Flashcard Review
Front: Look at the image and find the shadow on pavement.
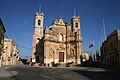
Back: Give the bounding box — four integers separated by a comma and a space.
73, 69, 120, 80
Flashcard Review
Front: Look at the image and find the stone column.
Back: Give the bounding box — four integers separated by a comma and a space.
66, 44, 70, 63
76, 31, 82, 64
44, 42, 47, 63
44, 41, 49, 64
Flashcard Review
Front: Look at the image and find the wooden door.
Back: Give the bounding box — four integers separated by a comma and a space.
59, 52, 64, 62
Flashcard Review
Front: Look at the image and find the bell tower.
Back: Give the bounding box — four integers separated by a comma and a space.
71, 15, 82, 64
34, 11, 44, 38
32, 8, 44, 62
71, 16, 81, 33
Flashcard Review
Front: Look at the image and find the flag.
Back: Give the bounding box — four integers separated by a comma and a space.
89, 41, 94, 48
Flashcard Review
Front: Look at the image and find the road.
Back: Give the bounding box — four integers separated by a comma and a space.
0, 65, 120, 80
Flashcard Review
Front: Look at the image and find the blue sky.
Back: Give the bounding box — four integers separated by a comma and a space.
0, 0, 120, 58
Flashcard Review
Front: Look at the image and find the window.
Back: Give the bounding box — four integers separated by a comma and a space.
38, 19, 41, 25
76, 22, 78, 28
71, 23, 73, 31
8, 56, 10, 61
4, 40, 7, 42
59, 34, 63, 41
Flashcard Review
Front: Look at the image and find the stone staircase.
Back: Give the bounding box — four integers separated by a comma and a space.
57, 63, 66, 67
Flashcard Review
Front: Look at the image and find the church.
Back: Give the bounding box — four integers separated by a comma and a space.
32, 9, 83, 66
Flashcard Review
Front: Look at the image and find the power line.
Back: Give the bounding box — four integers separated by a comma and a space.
17, 44, 32, 50
4, 33, 32, 50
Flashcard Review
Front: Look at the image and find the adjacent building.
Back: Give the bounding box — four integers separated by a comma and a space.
82, 52, 92, 62
32, 10, 83, 65
100, 29, 120, 66
0, 18, 6, 66
2, 38, 20, 65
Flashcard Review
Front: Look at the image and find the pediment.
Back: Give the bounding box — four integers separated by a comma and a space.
52, 18, 65, 26
56, 45, 66, 50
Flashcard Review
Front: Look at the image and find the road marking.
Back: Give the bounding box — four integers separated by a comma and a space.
40, 74, 57, 80
10, 71, 18, 76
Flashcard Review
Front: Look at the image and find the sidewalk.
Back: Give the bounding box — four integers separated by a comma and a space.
0, 66, 17, 77
0, 67, 12, 77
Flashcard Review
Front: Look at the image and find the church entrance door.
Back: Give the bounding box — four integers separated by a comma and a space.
59, 52, 64, 62
36, 56, 39, 63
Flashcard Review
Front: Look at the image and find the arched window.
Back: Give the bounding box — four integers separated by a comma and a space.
59, 34, 63, 41
38, 19, 41, 25
76, 22, 78, 28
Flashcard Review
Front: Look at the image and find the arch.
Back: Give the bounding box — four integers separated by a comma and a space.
75, 22, 78, 28
38, 19, 41, 25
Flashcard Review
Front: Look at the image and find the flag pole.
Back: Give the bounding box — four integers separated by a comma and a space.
39, 4, 42, 13
73, 8, 76, 16
103, 18, 106, 41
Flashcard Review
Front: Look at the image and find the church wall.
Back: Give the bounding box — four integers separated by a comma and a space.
44, 41, 66, 64
70, 36, 76, 41
68, 43, 76, 63
44, 33, 57, 41
37, 38, 44, 63
52, 26, 66, 36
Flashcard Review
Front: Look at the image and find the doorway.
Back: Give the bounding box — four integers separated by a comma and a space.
36, 56, 39, 63
59, 52, 64, 62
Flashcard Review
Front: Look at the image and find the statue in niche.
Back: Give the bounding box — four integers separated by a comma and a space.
70, 49, 76, 58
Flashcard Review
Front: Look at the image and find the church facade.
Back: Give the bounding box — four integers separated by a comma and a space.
32, 10, 82, 65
